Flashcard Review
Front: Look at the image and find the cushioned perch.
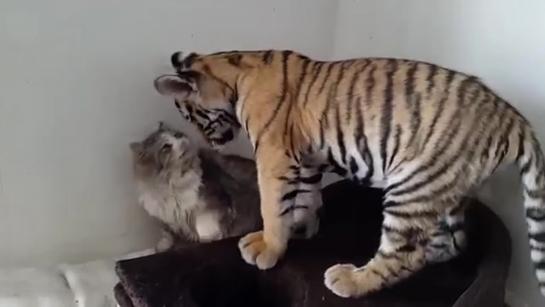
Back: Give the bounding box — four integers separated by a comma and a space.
114, 180, 511, 307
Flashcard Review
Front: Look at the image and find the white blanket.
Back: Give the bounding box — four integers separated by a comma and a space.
0, 249, 154, 307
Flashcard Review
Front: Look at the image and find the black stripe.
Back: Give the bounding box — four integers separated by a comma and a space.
335, 102, 347, 164
370, 269, 387, 281
321, 62, 348, 128
404, 63, 421, 149
253, 140, 259, 153
384, 208, 438, 219
407, 94, 422, 148
244, 117, 250, 133
202, 65, 233, 95
380, 60, 398, 172
254, 50, 292, 151
476, 93, 496, 163
516, 126, 527, 162
302, 62, 324, 107
383, 201, 403, 208
327, 148, 347, 176
426, 65, 439, 97
492, 114, 515, 172
530, 242, 545, 251
294, 58, 312, 101
288, 124, 300, 163
319, 124, 325, 149
355, 96, 374, 184
281, 189, 311, 202
527, 208, 545, 220
449, 200, 468, 217
526, 187, 545, 199
278, 175, 291, 182
521, 159, 532, 175
388, 125, 402, 170
299, 173, 322, 184
317, 62, 335, 95
195, 109, 210, 120
288, 165, 300, 172
396, 243, 416, 253
421, 70, 456, 148
214, 109, 239, 125
349, 157, 359, 175
227, 54, 243, 67
209, 50, 246, 56
382, 263, 401, 279
364, 64, 377, 106
536, 261, 545, 270
382, 225, 420, 237
262, 50, 273, 64
427, 242, 448, 249
283, 58, 310, 138
405, 62, 418, 98
346, 61, 370, 123
377, 250, 403, 260
399, 265, 415, 274
279, 205, 310, 217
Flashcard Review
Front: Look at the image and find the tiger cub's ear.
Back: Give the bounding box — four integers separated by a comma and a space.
154, 74, 196, 99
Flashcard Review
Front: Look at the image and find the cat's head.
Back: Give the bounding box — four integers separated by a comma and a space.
130, 122, 195, 178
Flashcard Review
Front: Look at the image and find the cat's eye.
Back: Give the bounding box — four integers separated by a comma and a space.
174, 132, 184, 139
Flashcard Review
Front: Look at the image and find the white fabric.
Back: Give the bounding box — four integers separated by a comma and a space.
0, 248, 154, 307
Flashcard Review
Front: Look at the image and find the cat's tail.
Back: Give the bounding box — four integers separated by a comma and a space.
517, 128, 545, 296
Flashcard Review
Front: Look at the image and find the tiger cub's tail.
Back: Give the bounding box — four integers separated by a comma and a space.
517, 129, 545, 295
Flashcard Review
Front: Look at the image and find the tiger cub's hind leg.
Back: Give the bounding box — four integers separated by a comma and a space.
425, 200, 468, 263
324, 206, 430, 298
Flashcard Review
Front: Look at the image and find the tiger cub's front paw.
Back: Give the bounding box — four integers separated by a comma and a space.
238, 231, 283, 270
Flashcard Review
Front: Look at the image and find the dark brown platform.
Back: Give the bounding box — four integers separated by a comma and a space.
114, 180, 511, 307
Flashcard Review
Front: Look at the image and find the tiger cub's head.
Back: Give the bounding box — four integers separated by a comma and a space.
154, 51, 242, 151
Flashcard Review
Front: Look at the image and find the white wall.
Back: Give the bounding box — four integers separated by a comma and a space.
333, 1, 545, 306
0, 0, 338, 266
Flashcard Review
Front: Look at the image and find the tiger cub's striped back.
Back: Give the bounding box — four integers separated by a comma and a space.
154, 50, 545, 298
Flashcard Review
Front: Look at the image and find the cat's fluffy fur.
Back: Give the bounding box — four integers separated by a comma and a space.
130, 122, 261, 251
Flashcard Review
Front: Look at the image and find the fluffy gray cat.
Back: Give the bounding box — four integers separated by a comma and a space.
130, 122, 261, 251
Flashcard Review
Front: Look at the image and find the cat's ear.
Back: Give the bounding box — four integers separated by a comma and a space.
130, 142, 145, 157
157, 121, 173, 131
154, 74, 196, 99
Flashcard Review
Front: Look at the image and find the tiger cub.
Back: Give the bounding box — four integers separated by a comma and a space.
153, 50, 545, 298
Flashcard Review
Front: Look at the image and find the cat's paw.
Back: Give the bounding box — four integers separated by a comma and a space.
238, 231, 283, 270
155, 236, 174, 252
